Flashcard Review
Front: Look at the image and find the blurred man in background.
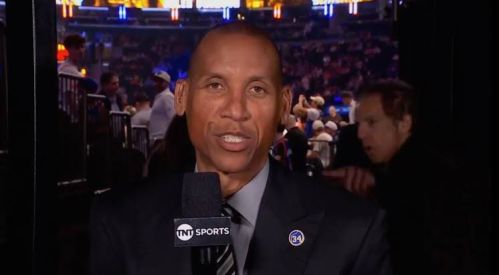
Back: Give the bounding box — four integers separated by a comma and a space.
148, 70, 175, 146
58, 34, 86, 77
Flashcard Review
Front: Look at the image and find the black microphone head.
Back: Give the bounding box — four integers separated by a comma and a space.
182, 172, 222, 218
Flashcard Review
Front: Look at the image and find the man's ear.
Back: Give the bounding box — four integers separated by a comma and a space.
398, 114, 413, 135
174, 79, 188, 115
279, 85, 292, 125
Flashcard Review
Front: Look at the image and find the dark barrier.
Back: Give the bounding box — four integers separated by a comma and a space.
86, 93, 107, 145
57, 74, 87, 186
58, 74, 82, 123
132, 125, 150, 158
108, 111, 132, 149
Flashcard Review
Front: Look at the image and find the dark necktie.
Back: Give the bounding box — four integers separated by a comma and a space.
217, 203, 239, 275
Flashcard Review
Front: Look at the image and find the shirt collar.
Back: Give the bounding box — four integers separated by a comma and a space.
194, 159, 270, 226
154, 88, 171, 100
226, 160, 269, 226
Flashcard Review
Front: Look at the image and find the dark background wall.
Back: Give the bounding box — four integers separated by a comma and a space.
0, 0, 58, 274
396, 0, 491, 273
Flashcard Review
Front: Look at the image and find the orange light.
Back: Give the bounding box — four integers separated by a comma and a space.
57, 43, 69, 62
171, 7, 179, 21
62, 1, 67, 18
61, 0, 74, 19
246, 0, 264, 9
273, 4, 281, 19
80, 68, 87, 77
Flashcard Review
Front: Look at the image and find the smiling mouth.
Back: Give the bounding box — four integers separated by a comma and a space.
215, 133, 252, 152
222, 135, 245, 143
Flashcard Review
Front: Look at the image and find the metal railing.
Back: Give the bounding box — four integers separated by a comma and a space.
57, 74, 86, 185
108, 111, 132, 149
132, 125, 150, 158
57, 76, 152, 189
58, 73, 83, 124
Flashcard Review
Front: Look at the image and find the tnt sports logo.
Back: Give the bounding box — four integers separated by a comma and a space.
176, 224, 194, 241
288, 230, 305, 246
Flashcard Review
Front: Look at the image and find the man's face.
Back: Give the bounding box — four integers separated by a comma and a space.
342, 96, 352, 105
357, 94, 410, 164
154, 78, 169, 92
178, 32, 290, 175
104, 76, 120, 95
329, 107, 337, 117
68, 45, 85, 63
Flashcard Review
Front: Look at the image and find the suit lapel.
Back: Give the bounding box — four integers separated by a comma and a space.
246, 160, 324, 275
135, 173, 193, 275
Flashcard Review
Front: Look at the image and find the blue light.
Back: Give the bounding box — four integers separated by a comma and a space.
323, 4, 328, 16
118, 5, 127, 20
223, 7, 231, 20
78, 6, 108, 11
328, 4, 334, 18
178, 70, 188, 79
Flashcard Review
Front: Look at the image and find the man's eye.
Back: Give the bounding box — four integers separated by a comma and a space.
367, 119, 376, 126
208, 83, 223, 90
249, 86, 266, 96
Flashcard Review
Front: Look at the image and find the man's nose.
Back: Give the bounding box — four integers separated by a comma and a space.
357, 122, 367, 141
220, 90, 251, 121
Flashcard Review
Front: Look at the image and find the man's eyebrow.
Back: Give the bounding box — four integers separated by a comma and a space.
198, 73, 224, 80
247, 76, 272, 83
197, 74, 272, 84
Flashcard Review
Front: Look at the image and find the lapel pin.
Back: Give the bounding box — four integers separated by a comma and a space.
289, 230, 305, 246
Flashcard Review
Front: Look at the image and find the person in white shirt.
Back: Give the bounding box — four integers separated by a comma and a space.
308, 120, 333, 168
293, 94, 324, 121
292, 94, 325, 137
324, 120, 339, 141
58, 34, 86, 77
148, 70, 175, 146
341, 91, 358, 124
131, 92, 151, 127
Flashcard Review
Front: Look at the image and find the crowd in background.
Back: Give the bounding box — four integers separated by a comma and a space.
67, 16, 396, 115
57, 13, 401, 186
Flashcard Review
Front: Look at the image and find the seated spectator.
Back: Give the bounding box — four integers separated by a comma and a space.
308, 120, 333, 169
323, 105, 344, 125
325, 120, 339, 141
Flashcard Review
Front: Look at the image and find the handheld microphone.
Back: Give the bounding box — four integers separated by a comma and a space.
174, 172, 231, 275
